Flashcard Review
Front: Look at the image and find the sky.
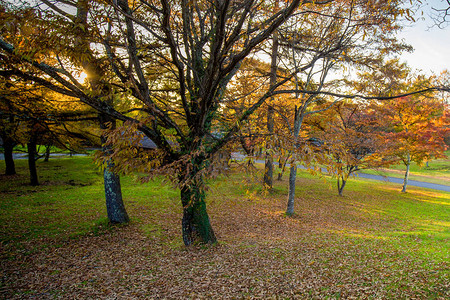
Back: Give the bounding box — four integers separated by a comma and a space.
397, 0, 450, 75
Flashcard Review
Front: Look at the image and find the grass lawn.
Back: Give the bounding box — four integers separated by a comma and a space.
360, 151, 450, 186
0, 157, 449, 299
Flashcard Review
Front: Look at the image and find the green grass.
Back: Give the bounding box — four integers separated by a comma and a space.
3, 156, 447, 259
244, 162, 449, 259
0, 156, 449, 298
0, 158, 105, 250
0, 156, 182, 253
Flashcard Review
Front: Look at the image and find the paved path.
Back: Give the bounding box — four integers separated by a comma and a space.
0, 153, 87, 160
237, 156, 450, 193
2, 153, 449, 192
354, 172, 450, 192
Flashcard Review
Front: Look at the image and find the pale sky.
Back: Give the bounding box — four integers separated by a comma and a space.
397, 0, 450, 75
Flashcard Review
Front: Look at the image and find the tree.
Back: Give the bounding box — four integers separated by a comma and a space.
264, 1, 280, 190
430, 0, 450, 28
223, 58, 269, 168
0, 0, 129, 222
1, 0, 448, 245
378, 95, 448, 192
1, 0, 314, 244
310, 101, 395, 196
355, 61, 449, 192
273, 0, 411, 214
0, 72, 97, 185
0, 78, 20, 175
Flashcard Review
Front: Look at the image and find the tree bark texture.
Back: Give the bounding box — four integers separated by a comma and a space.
264, 30, 279, 190
101, 118, 129, 224
264, 151, 274, 188
286, 164, 297, 215
3, 137, 16, 175
103, 160, 129, 224
401, 152, 411, 193
286, 106, 303, 215
27, 137, 39, 186
180, 178, 217, 246
337, 175, 347, 196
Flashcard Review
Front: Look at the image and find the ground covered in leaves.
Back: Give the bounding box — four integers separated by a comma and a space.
1, 157, 449, 299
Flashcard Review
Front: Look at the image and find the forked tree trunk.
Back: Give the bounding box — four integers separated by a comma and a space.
27, 137, 39, 186
401, 152, 411, 193
3, 137, 16, 175
180, 176, 217, 246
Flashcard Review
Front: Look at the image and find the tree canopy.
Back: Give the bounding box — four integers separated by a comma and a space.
1, 0, 449, 245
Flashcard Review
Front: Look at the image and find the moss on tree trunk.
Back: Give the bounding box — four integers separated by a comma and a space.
179, 158, 217, 246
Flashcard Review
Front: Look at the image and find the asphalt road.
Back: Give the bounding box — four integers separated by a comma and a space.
244, 157, 450, 193
354, 172, 450, 193
1, 153, 449, 192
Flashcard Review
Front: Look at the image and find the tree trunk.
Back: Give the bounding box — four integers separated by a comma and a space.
286, 164, 297, 215
180, 177, 217, 246
44, 145, 51, 162
337, 175, 346, 196
101, 117, 129, 224
104, 159, 129, 224
27, 137, 39, 186
73, 0, 128, 224
264, 152, 273, 188
264, 27, 279, 190
401, 152, 411, 193
286, 106, 304, 215
277, 156, 288, 181
3, 137, 16, 175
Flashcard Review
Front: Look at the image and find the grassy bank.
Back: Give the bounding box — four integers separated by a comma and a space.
0, 157, 449, 298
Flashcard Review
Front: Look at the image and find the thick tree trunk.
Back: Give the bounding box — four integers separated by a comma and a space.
286, 164, 297, 215
101, 117, 129, 224
104, 160, 129, 224
27, 138, 39, 186
3, 137, 16, 175
73, 0, 128, 224
401, 153, 411, 193
180, 178, 217, 246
